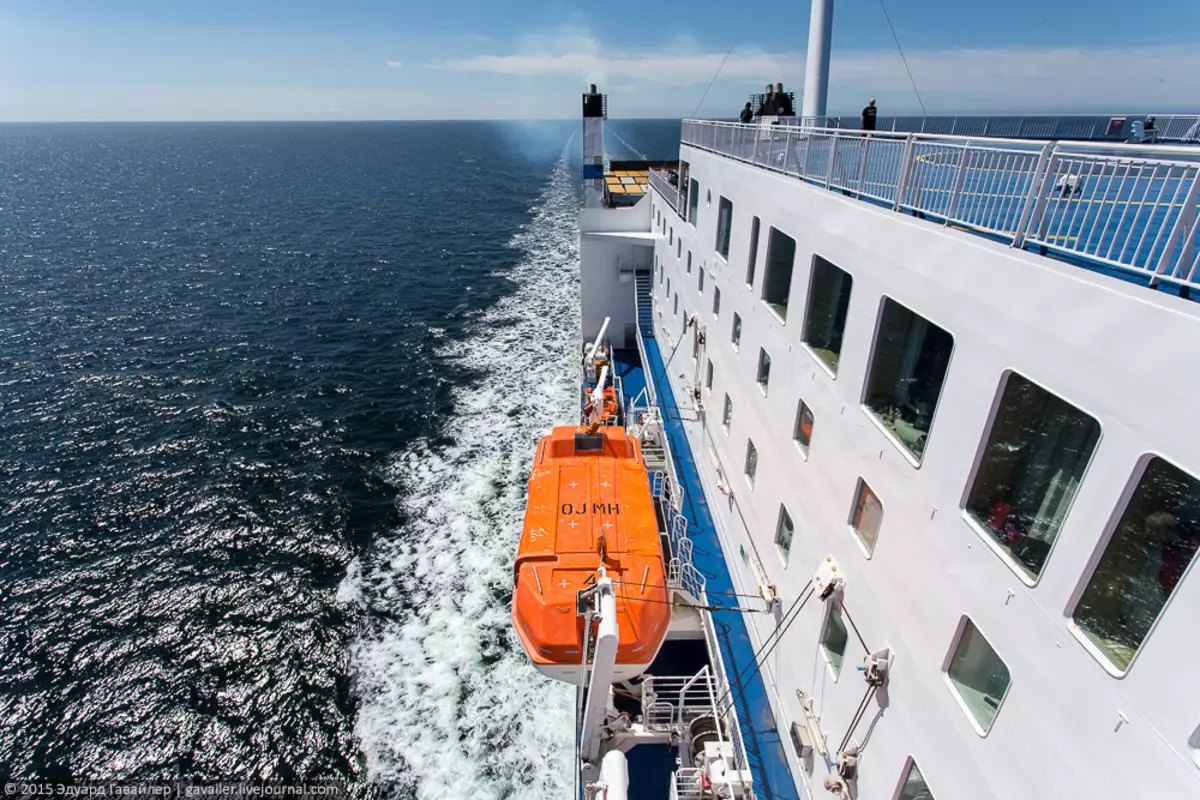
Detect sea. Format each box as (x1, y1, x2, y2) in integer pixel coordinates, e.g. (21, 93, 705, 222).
(0, 118, 679, 797)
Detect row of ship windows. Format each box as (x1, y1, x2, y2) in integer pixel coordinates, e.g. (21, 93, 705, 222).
(652, 198, 1200, 682)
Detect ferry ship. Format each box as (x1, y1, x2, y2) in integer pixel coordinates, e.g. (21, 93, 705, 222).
(510, 4, 1200, 797)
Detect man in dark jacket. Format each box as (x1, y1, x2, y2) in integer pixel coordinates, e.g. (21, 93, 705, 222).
(861, 98, 877, 131)
(739, 102, 753, 123)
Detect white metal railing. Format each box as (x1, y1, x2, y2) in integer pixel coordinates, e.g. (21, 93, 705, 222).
(701, 600, 754, 795)
(648, 168, 684, 218)
(671, 768, 706, 800)
(680, 120, 1200, 292)
(642, 667, 721, 730)
(1149, 114, 1200, 144)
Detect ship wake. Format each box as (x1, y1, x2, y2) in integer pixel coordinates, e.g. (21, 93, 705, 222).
(344, 145, 580, 798)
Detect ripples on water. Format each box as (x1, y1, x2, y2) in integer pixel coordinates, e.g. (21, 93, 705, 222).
(0, 120, 578, 787)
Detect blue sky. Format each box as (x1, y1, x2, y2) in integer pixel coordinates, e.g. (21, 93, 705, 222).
(1, 0, 1198, 120)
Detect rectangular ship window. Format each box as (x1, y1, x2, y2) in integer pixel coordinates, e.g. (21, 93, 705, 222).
(688, 178, 699, 224)
(895, 760, 935, 800)
(712, 286, 721, 318)
(775, 505, 794, 564)
(794, 400, 814, 458)
(731, 313, 742, 349)
(945, 618, 1011, 734)
(705, 359, 713, 390)
(715, 196, 733, 259)
(669, 227, 674, 246)
(698, 268, 705, 294)
(723, 394, 733, 432)
(850, 479, 884, 556)
(687, 251, 692, 274)
(864, 298, 954, 462)
(746, 216, 760, 287)
(762, 228, 796, 323)
(756, 348, 771, 395)
(965, 373, 1100, 580)
(673, 293, 679, 315)
(802, 256, 853, 374)
(820, 606, 849, 678)
(1072, 457, 1200, 672)
(744, 439, 758, 488)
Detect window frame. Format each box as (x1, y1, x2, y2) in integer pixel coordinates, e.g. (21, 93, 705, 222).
(849, 478, 884, 558)
(746, 216, 761, 288)
(860, 296, 955, 468)
(1067, 453, 1200, 677)
(722, 393, 733, 434)
(793, 399, 814, 459)
(819, 604, 849, 680)
(744, 439, 758, 489)
(712, 285, 721, 319)
(715, 196, 733, 260)
(731, 312, 742, 350)
(760, 226, 796, 325)
(705, 359, 713, 391)
(801, 254, 854, 378)
(959, 370, 1102, 587)
(942, 616, 1012, 736)
(756, 348, 771, 396)
(774, 504, 794, 565)
(891, 757, 936, 800)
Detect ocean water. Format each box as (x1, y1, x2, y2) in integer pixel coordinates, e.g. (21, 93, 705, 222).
(0, 118, 679, 795)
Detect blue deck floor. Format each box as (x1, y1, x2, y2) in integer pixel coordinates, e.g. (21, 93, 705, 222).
(634, 334, 800, 800)
(612, 349, 648, 413)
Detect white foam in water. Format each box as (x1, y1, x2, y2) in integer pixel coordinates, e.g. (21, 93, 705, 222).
(610, 130, 648, 161)
(346, 146, 580, 798)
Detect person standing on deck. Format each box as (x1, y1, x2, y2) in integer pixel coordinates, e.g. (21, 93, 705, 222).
(861, 98, 877, 131)
(739, 102, 753, 123)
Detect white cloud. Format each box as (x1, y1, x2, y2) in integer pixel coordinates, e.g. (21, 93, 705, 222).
(430, 38, 1200, 114)
(385, 60, 403, 69)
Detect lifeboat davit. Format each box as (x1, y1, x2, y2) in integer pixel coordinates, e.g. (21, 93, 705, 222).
(512, 426, 670, 683)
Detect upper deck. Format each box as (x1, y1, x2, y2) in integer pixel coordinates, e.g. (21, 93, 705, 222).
(666, 120, 1200, 297)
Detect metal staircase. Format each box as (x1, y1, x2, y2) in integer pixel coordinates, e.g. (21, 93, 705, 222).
(634, 270, 655, 339)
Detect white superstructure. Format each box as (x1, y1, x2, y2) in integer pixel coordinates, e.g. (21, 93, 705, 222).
(634, 128, 1200, 799)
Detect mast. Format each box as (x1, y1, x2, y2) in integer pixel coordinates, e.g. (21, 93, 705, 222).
(801, 0, 834, 120)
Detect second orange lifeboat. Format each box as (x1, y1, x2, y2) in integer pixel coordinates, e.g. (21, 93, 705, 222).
(512, 426, 670, 683)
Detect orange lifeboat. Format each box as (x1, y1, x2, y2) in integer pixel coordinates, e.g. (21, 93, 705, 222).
(512, 426, 670, 683)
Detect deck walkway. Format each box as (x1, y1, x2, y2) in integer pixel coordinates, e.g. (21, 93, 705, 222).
(637, 329, 801, 800)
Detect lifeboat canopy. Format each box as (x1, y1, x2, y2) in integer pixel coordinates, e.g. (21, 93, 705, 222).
(512, 426, 670, 683)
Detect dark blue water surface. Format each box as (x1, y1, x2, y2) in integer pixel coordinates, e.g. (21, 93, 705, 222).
(0, 118, 679, 790)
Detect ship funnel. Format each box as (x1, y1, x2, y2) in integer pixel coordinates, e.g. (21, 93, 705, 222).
(801, 0, 834, 120)
(582, 85, 607, 209)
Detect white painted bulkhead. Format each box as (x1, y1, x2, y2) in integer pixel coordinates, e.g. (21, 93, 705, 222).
(646, 145, 1200, 800)
(580, 203, 654, 349)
